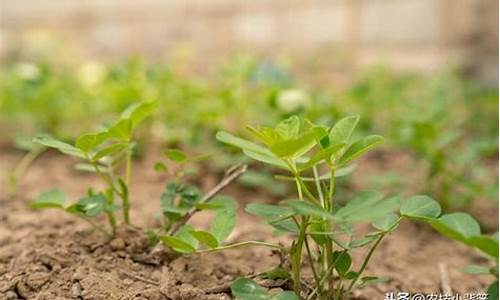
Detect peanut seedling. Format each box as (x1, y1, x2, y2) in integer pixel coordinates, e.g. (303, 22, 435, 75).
(212, 115, 490, 299)
(30, 101, 157, 236)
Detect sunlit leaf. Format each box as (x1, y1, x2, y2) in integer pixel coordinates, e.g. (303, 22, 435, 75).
(75, 132, 108, 153)
(338, 135, 383, 166)
(329, 115, 359, 144)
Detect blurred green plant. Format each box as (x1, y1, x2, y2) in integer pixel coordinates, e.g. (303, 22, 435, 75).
(1, 59, 498, 214)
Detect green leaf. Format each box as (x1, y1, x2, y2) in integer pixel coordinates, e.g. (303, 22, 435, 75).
(160, 236, 196, 253)
(430, 212, 480, 242)
(488, 281, 499, 300)
(332, 251, 352, 276)
(92, 143, 127, 161)
(262, 266, 290, 280)
(400, 195, 441, 220)
(462, 265, 491, 275)
(344, 271, 358, 280)
(160, 225, 199, 253)
(216, 131, 269, 154)
(107, 119, 132, 141)
(245, 203, 294, 219)
(338, 135, 383, 166)
(75, 194, 109, 217)
(309, 220, 329, 245)
(210, 197, 237, 244)
(274, 115, 300, 140)
(372, 213, 400, 232)
(298, 142, 345, 171)
(164, 149, 187, 162)
(231, 278, 270, 300)
(467, 235, 499, 258)
(33, 135, 84, 158)
(75, 132, 108, 153)
(329, 115, 359, 144)
(268, 219, 298, 233)
(283, 200, 337, 221)
(121, 101, 157, 128)
(270, 127, 323, 159)
(243, 149, 288, 169)
(349, 235, 377, 248)
(189, 230, 219, 248)
(334, 192, 399, 223)
(154, 161, 167, 172)
(30, 189, 67, 209)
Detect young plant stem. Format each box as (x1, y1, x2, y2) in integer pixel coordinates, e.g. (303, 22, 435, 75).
(313, 166, 325, 207)
(196, 241, 283, 253)
(304, 236, 321, 291)
(89, 159, 120, 234)
(346, 233, 385, 293)
(312, 165, 335, 297)
(292, 217, 308, 296)
(306, 251, 344, 300)
(8, 146, 46, 194)
(123, 144, 132, 224)
(106, 210, 117, 235)
(326, 167, 336, 296)
(167, 164, 247, 236)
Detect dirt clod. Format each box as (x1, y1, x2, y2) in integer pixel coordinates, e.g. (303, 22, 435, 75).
(109, 238, 126, 251)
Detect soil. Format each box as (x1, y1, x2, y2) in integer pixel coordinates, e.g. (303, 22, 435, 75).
(0, 146, 496, 300)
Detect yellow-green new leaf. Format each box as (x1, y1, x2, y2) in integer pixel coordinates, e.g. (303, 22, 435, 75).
(338, 135, 383, 166)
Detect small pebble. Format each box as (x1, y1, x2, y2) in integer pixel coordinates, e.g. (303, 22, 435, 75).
(71, 282, 82, 298)
(109, 238, 126, 251)
(5, 291, 18, 300)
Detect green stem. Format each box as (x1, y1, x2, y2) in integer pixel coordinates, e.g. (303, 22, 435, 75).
(123, 144, 132, 224)
(196, 241, 283, 253)
(346, 234, 385, 293)
(313, 166, 325, 207)
(306, 251, 343, 300)
(328, 168, 335, 212)
(304, 236, 321, 290)
(326, 167, 336, 297)
(9, 146, 46, 194)
(293, 218, 308, 296)
(107, 212, 117, 235)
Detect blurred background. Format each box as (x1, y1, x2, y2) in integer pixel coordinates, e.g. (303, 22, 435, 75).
(0, 0, 498, 225)
(1, 0, 498, 84)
